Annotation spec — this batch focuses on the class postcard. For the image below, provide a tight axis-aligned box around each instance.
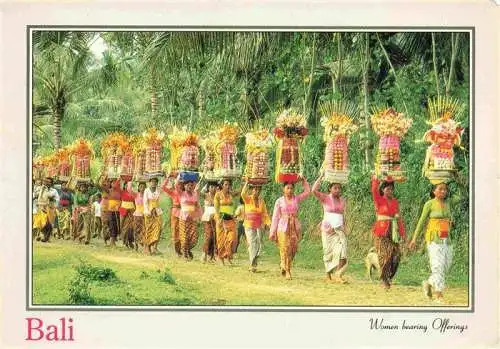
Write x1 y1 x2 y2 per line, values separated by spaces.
0 1 498 348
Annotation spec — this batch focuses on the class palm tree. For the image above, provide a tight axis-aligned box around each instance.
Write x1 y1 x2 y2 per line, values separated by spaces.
33 31 121 149
141 32 289 124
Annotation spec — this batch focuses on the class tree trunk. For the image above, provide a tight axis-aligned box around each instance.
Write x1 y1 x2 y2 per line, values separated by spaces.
431 33 441 98
246 71 262 123
151 89 158 120
198 78 206 120
53 109 62 150
303 33 317 121
362 33 371 170
376 34 408 115
445 33 460 96
336 32 343 94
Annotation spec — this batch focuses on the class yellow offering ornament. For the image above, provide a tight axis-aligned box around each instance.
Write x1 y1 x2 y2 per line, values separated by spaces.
422 96 465 184
214 122 241 179
69 138 94 181
319 100 359 184
168 126 200 182
101 132 129 179
142 128 165 178
200 134 219 181
371 106 412 182
244 129 273 185
273 108 308 184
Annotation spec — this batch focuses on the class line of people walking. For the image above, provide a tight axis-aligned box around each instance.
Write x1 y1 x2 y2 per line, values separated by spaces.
33 171 458 302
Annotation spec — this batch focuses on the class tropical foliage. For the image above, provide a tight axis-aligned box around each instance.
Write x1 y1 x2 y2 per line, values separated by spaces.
32 30 470 264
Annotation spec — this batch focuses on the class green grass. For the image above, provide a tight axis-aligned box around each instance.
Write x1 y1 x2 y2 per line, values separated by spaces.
32 234 469 307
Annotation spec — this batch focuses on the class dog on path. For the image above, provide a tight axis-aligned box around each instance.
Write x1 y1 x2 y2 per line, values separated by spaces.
365 247 380 282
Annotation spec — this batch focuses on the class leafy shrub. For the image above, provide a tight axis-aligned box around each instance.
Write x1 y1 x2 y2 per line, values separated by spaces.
158 268 176 285
75 261 118 282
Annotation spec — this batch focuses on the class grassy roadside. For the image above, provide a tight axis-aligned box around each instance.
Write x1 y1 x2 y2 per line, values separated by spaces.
32 238 468 307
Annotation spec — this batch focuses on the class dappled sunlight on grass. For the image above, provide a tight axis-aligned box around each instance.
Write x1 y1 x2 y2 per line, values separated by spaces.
33 239 468 307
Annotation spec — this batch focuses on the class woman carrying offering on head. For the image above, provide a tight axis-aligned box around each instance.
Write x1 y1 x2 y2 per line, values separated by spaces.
120 181 136 249
130 181 147 251
371 175 406 289
269 176 310 280
241 181 270 273
73 182 92 244
143 177 163 255
162 177 184 257
409 182 457 303
200 182 218 263
214 179 239 265
178 180 202 260
312 172 348 283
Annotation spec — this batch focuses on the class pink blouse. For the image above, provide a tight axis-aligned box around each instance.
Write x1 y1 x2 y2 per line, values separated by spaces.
312 179 346 214
179 191 202 221
133 193 144 217
270 181 310 235
312 178 346 232
124 183 144 217
162 183 182 218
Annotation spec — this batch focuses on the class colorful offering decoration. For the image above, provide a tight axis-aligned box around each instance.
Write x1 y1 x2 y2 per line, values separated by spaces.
44 153 59 178
319 101 359 184
273 109 308 184
371 107 412 182
169 127 200 182
33 156 46 181
214 123 241 179
55 147 72 181
119 136 134 182
70 138 93 181
244 129 273 185
200 135 219 181
131 136 147 182
101 133 129 179
422 97 465 184
143 128 165 178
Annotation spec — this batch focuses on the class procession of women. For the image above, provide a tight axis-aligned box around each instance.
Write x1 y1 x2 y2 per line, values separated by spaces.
32 97 465 303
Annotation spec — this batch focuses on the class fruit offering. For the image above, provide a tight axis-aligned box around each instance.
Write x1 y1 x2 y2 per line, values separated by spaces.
200 135 218 180
215 123 241 179
169 127 200 181
55 147 72 179
101 133 129 179
371 107 412 182
319 101 359 184
70 138 93 180
244 129 273 185
143 128 165 177
422 97 465 184
274 109 308 183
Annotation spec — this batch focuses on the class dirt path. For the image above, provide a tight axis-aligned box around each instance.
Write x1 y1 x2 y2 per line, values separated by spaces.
33 240 469 307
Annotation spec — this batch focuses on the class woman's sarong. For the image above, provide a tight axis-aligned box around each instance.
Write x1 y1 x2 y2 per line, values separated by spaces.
179 217 198 257
244 227 262 267
171 212 180 255
374 236 401 285
277 216 299 272
203 220 216 259
58 208 72 239
108 211 121 239
144 212 162 246
101 211 111 242
120 210 135 247
216 218 236 260
133 216 145 247
321 212 347 274
74 207 91 243
321 229 347 274
427 241 453 292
